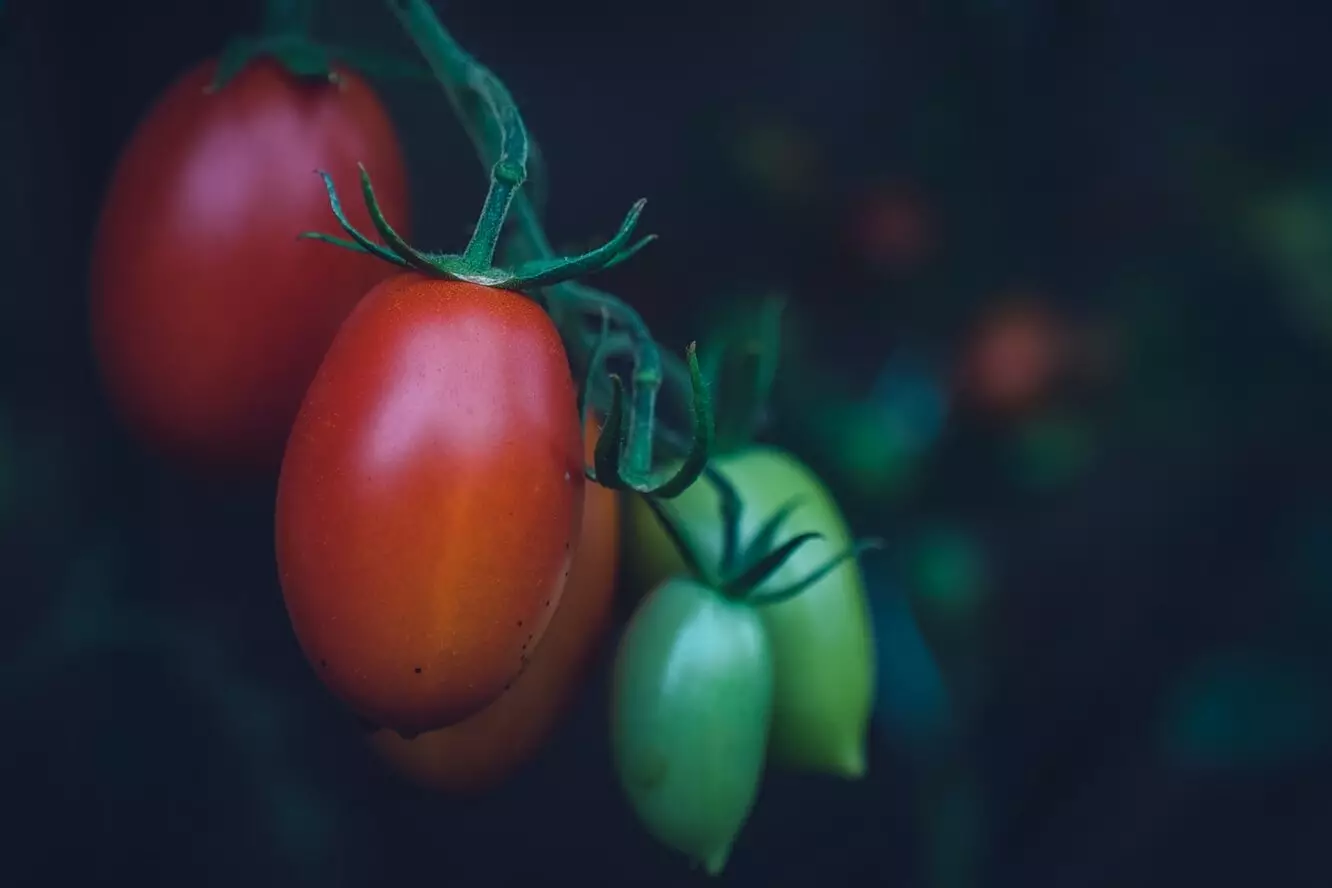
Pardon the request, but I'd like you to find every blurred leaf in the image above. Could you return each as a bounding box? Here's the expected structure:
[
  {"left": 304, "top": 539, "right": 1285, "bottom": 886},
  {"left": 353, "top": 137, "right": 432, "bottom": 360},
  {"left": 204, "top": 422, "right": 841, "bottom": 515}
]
[{"left": 867, "top": 566, "right": 955, "bottom": 763}]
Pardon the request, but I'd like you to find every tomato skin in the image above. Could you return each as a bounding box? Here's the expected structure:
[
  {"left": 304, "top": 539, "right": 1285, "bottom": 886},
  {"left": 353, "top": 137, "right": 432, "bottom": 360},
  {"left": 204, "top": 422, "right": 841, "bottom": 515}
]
[
  {"left": 623, "top": 446, "right": 875, "bottom": 779},
  {"left": 611, "top": 577, "right": 772, "bottom": 875},
  {"left": 371, "top": 420, "right": 619, "bottom": 792},
  {"left": 275, "top": 274, "right": 584, "bottom": 736},
  {"left": 90, "top": 58, "right": 408, "bottom": 474}
]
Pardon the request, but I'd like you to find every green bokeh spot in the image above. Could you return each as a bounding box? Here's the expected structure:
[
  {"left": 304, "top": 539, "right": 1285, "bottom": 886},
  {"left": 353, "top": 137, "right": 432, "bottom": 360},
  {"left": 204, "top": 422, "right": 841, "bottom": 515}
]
[
  {"left": 813, "top": 401, "right": 921, "bottom": 502},
  {"left": 1160, "top": 651, "right": 1331, "bottom": 771},
  {"left": 1247, "top": 182, "right": 1332, "bottom": 344},
  {"left": 910, "top": 528, "right": 987, "bottom": 622},
  {"left": 1008, "top": 414, "right": 1095, "bottom": 491}
]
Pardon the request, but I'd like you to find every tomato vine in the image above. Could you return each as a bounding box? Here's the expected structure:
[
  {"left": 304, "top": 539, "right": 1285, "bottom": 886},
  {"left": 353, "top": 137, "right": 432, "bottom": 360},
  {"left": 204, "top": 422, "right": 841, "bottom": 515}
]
[
  {"left": 210, "top": 0, "right": 428, "bottom": 92},
  {"left": 307, "top": 0, "right": 714, "bottom": 497}
]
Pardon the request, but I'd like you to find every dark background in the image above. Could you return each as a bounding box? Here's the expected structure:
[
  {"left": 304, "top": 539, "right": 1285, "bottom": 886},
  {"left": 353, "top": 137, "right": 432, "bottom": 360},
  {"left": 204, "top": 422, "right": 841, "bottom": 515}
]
[{"left": 4, "top": 0, "right": 1332, "bottom": 886}]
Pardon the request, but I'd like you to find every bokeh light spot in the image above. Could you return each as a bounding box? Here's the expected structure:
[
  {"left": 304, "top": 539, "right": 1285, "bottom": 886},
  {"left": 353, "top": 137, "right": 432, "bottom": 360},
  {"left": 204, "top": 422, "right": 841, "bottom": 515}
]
[
  {"left": 909, "top": 528, "right": 988, "bottom": 623},
  {"left": 1159, "top": 651, "right": 1330, "bottom": 771}
]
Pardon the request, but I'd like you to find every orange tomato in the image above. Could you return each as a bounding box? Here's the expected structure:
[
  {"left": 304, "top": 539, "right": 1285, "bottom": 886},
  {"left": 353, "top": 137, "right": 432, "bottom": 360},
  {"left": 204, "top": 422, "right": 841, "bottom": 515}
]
[{"left": 370, "top": 420, "right": 620, "bottom": 792}]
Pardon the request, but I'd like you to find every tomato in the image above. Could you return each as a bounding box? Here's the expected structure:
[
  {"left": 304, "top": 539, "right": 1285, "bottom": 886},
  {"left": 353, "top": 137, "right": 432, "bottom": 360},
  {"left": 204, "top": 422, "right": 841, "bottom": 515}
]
[
  {"left": 623, "top": 446, "right": 875, "bottom": 779},
  {"left": 90, "top": 58, "right": 408, "bottom": 474},
  {"left": 370, "top": 420, "right": 620, "bottom": 792},
  {"left": 611, "top": 576, "right": 772, "bottom": 875},
  {"left": 275, "top": 274, "right": 584, "bottom": 736}
]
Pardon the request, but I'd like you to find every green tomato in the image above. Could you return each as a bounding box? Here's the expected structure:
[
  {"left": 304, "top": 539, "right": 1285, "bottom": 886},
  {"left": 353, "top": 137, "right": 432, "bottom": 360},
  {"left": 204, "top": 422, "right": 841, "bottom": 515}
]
[
  {"left": 611, "top": 577, "right": 773, "bottom": 875},
  {"left": 623, "top": 446, "right": 875, "bottom": 779}
]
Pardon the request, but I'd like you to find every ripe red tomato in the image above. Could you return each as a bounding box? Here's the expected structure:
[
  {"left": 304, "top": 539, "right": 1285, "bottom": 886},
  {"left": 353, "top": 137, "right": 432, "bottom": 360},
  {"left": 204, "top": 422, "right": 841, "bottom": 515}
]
[
  {"left": 90, "top": 58, "right": 408, "bottom": 474},
  {"left": 371, "top": 420, "right": 620, "bottom": 792},
  {"left": 275, "top": 275, "right": 584, "bottom": 736}
]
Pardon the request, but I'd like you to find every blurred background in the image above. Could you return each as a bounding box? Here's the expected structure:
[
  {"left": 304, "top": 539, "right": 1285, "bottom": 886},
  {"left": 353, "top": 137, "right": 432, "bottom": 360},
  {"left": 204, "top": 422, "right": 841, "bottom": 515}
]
[{"left": 4, "top": 0, "right": 1332, "bottom": 885}]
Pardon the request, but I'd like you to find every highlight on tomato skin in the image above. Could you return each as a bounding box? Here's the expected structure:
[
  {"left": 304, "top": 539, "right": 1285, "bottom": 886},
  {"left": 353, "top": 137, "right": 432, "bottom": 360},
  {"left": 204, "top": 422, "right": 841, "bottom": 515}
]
[
  {"left": 370, "top": 420, "right": 620, "bottom": 793},
  {"left": 275, "top": 274, "right": 585, "bottom": 737},
  {"left": 89, "top": 57, "right": 409, "bottom": 476}
]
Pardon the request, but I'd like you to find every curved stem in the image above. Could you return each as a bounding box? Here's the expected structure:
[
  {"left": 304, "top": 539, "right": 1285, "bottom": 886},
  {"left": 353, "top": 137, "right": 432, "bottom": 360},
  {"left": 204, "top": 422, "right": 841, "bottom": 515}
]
[
  {"left": 262, "top": 0, "right": 317, "bottom": 36},
  {"left": 385, "top": 0, "right": 529, "bottom": 270},
  {"left": 559, "top": 284, "right": 663, "bottom": 476},
  {"left": 386, "top": 0, "right": 670, "bottom": 482}
]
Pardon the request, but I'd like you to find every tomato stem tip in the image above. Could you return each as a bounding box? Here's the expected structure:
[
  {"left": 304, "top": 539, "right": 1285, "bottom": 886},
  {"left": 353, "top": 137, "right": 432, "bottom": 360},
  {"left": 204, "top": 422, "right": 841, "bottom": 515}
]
[{"left": 370, "top": 0, "right": 715, "bottom": 491}]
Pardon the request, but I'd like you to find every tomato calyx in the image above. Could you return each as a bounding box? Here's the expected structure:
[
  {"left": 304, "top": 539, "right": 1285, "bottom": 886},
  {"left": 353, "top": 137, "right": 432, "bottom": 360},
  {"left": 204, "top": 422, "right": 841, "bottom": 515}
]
[
  {"left": 640, "top": 465, "right": 883, "bottom": 606},
  {"left": 308, "top": 0, "right": 653, "bottom": 291},
  {"left": 299, "top": 0, "right": 714, "bottom": 498},
  {"left": 305, "top": 165, "right": 652, "bottom": 290}
]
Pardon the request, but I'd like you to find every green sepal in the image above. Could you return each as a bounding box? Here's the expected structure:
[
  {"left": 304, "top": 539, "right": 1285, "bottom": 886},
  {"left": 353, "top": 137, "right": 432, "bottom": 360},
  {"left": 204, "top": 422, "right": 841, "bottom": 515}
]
[
  {"left": 747, "top": 539, "right": 885, "bottom": 607},
  {"left": 722, "top": 532, "right": 825, "bottom": 598},
  {"left": 302, "top": 166, "right": 652, "bottom": 291}
]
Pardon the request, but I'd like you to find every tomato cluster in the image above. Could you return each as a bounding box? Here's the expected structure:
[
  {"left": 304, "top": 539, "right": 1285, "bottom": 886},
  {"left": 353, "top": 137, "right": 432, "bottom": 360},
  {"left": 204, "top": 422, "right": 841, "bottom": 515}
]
[
  {"left": 613, "top": 449, "right": 876, "bottom": 871},
  {"left": 88, "top": 2, "right": 877, "bottom": 876}
]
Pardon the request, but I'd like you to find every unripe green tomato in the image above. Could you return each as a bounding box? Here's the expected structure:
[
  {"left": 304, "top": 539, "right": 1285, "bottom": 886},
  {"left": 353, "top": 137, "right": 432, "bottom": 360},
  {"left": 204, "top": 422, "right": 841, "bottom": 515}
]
[
  {"left": 611, "top": 577, "right": 773, "bottom": 875},
  {"left": 623, "top": 446, "right": 875, "bottom": 778}
]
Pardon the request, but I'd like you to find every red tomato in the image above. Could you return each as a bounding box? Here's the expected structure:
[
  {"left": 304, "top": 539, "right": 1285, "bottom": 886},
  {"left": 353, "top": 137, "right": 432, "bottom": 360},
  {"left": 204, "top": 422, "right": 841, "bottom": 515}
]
[
  {"left": 371, "top": 420, "right": 620, "bottom": 792},
  {"left": 90, "top": 58, "right": 408, "bottom": 474},
  {"left": 275, "top": 275, "right": 584, "bottom": 736}
]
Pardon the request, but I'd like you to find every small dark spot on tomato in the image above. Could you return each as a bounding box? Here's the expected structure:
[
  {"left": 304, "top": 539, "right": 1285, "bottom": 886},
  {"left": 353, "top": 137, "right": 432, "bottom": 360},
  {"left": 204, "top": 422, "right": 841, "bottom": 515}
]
[
  {"left": 517, "top": 619, "right": 523, "bottom": 628},
  {"left": 544, "top": 599, "right": 550, "bottom": 607},
  {"left": 319, "top": 659, "right": 328, "bottom": 668},
  {"left": 413, "top": 666, "right": 422, "bottom": 674}
]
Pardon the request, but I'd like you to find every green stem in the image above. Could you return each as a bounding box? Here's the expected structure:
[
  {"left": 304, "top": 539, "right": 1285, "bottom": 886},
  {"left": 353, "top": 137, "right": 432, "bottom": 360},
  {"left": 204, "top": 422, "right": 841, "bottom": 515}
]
[
  {"left": 464, "top": 159, "right": 524, "bottom": 268},
  {"left": 386, "top": 0, "right": 666, "bottom": 481},
  {"left": 262, "top": 0, "right": 317, "bottom": 36},
  {"left": 560, "top": 285, "right": 663, "bottom": 476},
  {"left": 385, "top": 0, "right": 529, "bottom": 270}
]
